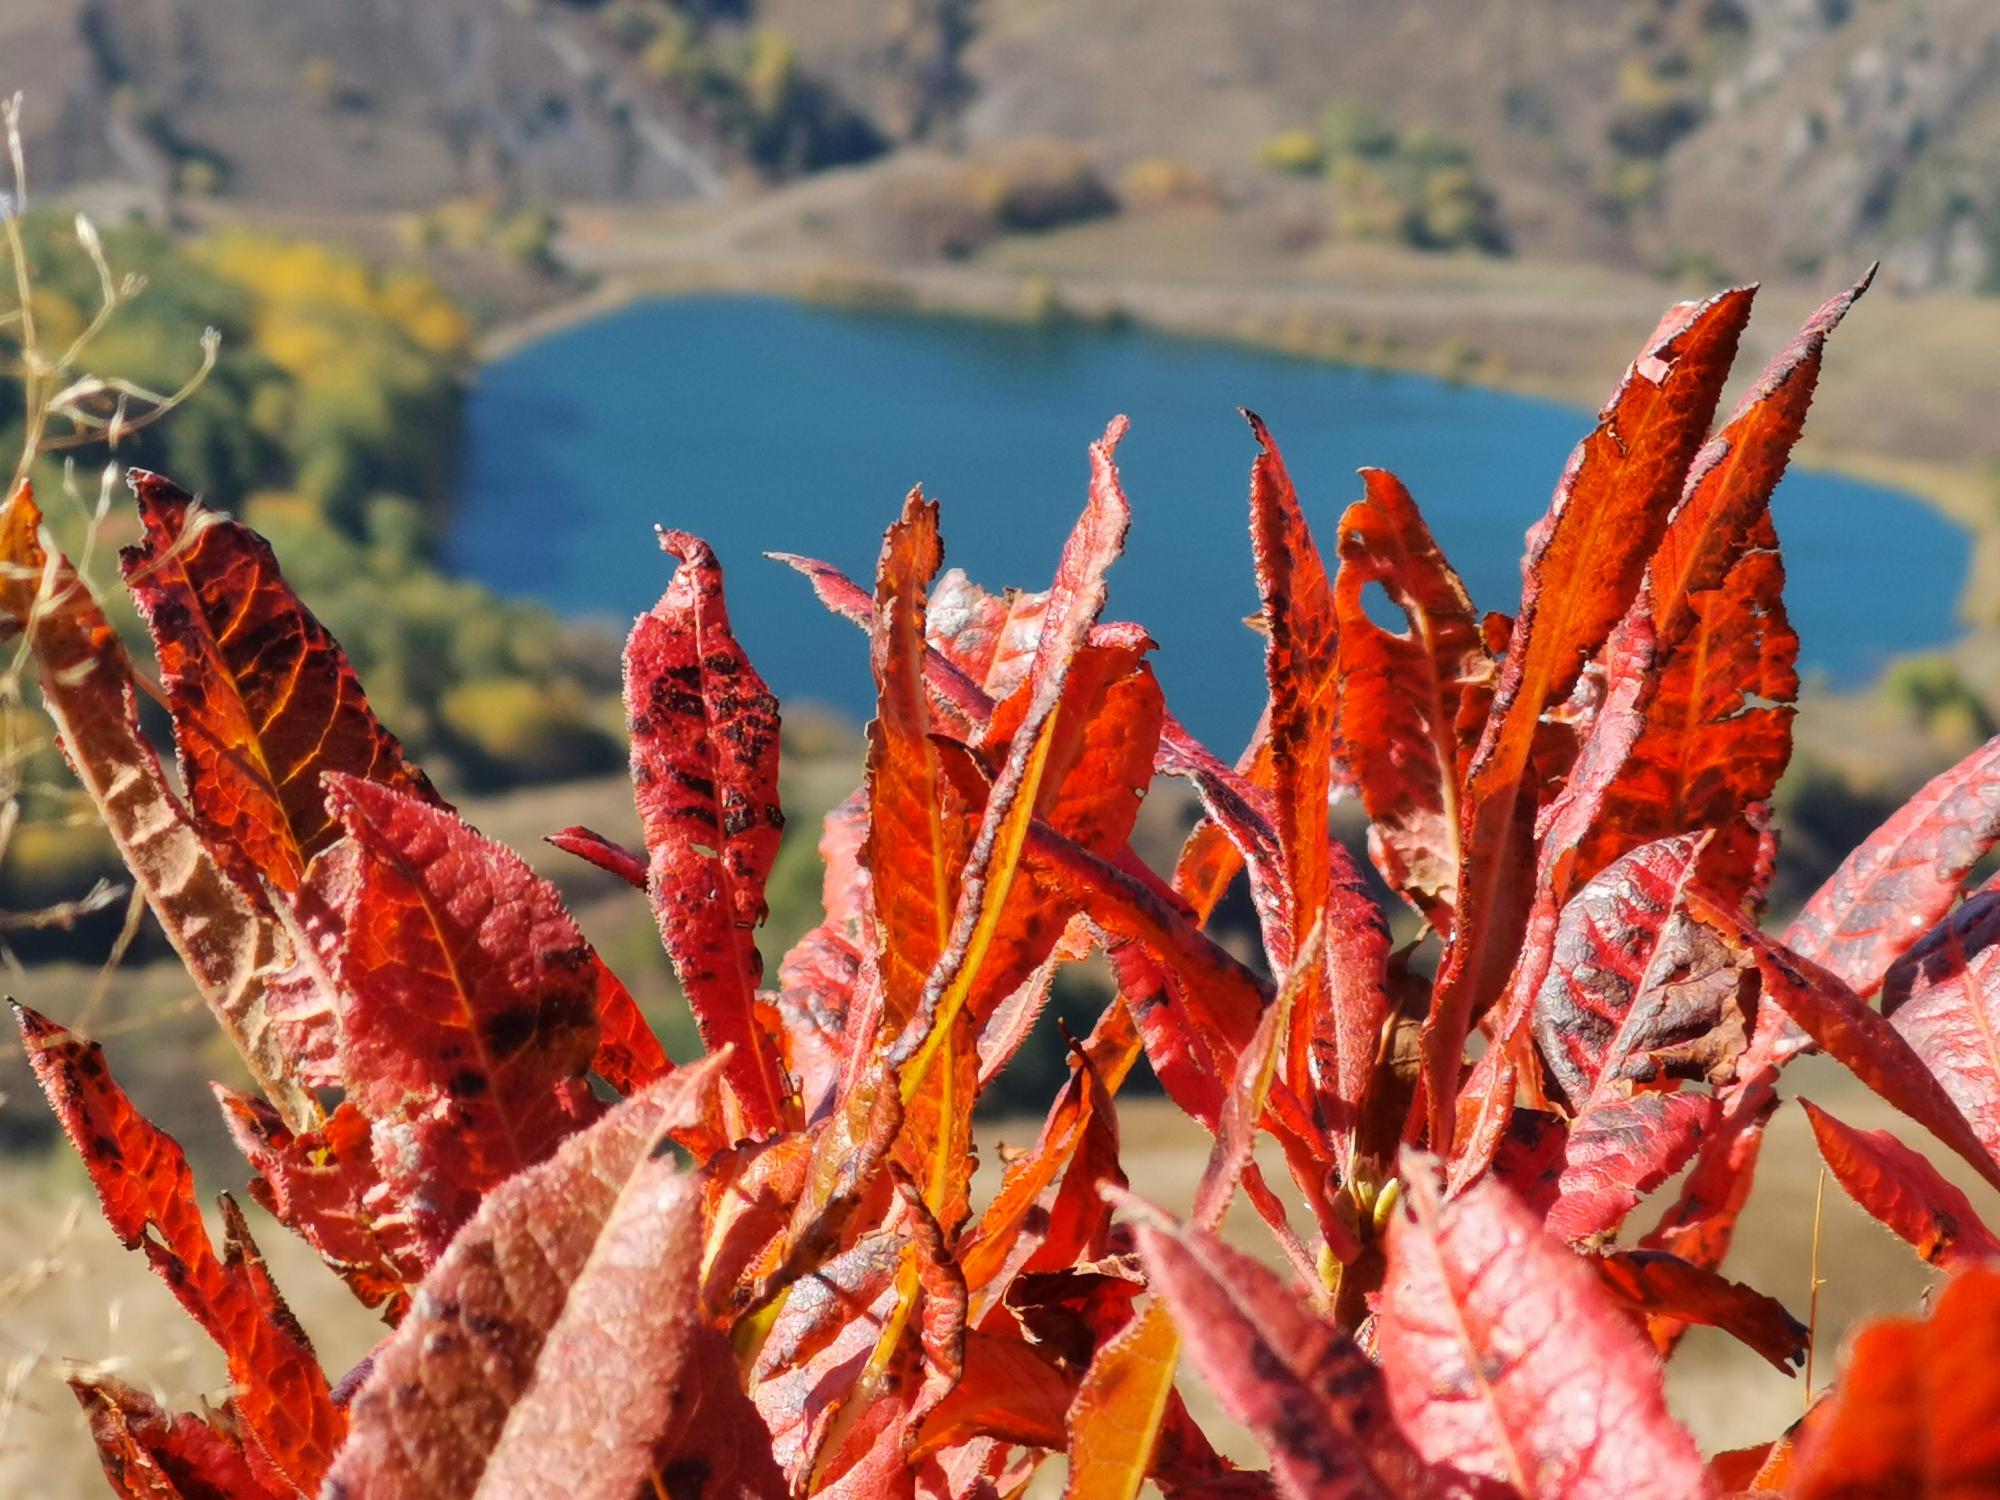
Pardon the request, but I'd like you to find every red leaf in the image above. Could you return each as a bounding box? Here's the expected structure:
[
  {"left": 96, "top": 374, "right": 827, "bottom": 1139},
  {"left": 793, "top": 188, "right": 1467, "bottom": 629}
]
[
  {"left": 1785, "top": 733, "right": 2000, "bottom": 998},
  {"left": 894, "top": 418, "right": 1131, "bottom": 1110},
  {"left": 1639, "top": 1083, "right": 1779, "bottom": 1337},
  {"left": 69, "top": 1372, "right": 286, "bottom": 1500},
  {"left": 1880, "top": 892, "right": 2000, "bottom": 1168},
  {"left": 0, "top": 484, "right": 315, "bottom": 1126},
  {"left": 216, "top": 1090, "right": 424, "bottom": 1323},
  {"left": 1528, "top": 835, "right": 1753, "bottom": 1239},
  {"left": 1333, "top": 466, "right": 1491, "bottom": 933},
  {"left": 120, "top": 471, "right": 439, "bottom": 896},
  {"left": 958, "top": 1002, "right": 1138, "bottom": 1311},
  {"left": 864, "top": 489, "right": 974, "bottom": 1036},
  {"left": 1430, "top": 287, "right": 1755, "bottom": 1148},
  {"left": 314, "top": 775, "right": 605, "bottom": 1251},
  {"left": 909, "top": 1331, "right": 1075, "bottom": 1461},
  {"left": 1378, "top": 1162, "right": 1712, "bottom": 1499},
  {"left": 1592, "top": 1249, "right": 1807, "bottom": 1373},
  {"left": 1138, "top": 1214, "right": 1447, "bottom": 1500},
  {"left": 330, "top": 1057, "right": 778, "bottom": 1500},
  {"left": 1788, "top": 1264, "right": 2000, "bottom": 1498},
  {"left": 1645, "top": 272, "right": 1870, "bottom": 651},
  {"left": 928, "top": 566, "right": 1050, "bottom": 701},
  {"left": 545, "top": 824, "right": 647, "bottom": 888},
  {"left": 1801, "top": 1097, "right": 2000, "bottom": 1272},
  {"left": 14, "top": 1003, "right": 342, "bottom": 1492},
  {"left": 1695, "top": 894, "right": 2000, "bottom": 1193},
  {"left": 1574, "top": 519, "right": 1798, "bottom": 902},
  {"left": 628, "top": 527, "right": 792, "bottom": 1136},
  {"left": 1245, "top": 414, "right": 1387, "bottom": 1118}
]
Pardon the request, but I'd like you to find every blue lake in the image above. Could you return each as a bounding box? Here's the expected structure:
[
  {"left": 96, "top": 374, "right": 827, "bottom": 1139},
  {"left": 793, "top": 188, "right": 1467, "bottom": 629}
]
[{"left": 450, "top": 295, "right": 1967, "bottom": 750}]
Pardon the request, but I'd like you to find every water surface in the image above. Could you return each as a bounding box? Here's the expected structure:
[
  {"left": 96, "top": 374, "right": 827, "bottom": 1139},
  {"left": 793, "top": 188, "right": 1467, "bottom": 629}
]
[{"left": 452, "top": 295, "right": 1965, "bottom": 748}]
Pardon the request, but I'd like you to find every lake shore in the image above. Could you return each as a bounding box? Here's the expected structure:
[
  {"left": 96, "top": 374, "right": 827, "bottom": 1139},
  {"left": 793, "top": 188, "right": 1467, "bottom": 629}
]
[{"left": 480, "top": 186, "right": 2000, "bottom": 566}]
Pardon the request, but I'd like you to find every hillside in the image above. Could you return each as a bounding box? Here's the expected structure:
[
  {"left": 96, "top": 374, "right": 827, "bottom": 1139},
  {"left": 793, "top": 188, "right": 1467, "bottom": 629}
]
[{"left": 14, "top": 0, "right": 2000, "bottom": 293}]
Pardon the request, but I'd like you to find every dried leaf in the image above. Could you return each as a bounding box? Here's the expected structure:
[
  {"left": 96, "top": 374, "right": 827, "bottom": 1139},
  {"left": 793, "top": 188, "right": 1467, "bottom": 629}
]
[{"left": 1529, "top": 835, "right": 1752, "bottom": 1239}]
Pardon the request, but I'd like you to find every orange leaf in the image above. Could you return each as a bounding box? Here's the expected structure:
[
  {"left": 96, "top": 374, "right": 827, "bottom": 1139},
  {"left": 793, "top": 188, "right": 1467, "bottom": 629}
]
[
  {"left": 1430, "top": 287, "right": 1755, "bottom": 1148},
  {"left": 1801, "top": 1097, "right": 2000, "bottom": 1273},
  {"left": 1062, "top": 1299, "right": 1180, "bottom": 1500},
  {"left": 865, "top": 489, "right": 971, "bottom": 1037},
  {"left": 1788, "top": 1264, "right": 2000, "bottom": 1498},
  {"left": 121, "top": 471, "right": 439, "bottom": 896},
  {"left": 14, "top": 1003, "right": 342, "bottom": 1492},
  {"left": 1592, "top": 1248, "right": 1806, "bottom": 1373}
]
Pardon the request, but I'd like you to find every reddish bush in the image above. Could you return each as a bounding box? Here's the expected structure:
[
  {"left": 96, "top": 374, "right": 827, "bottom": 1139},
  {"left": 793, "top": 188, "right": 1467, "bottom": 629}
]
[{"left": 14, "top": 267, "right": 2000, "bottom": 1498}]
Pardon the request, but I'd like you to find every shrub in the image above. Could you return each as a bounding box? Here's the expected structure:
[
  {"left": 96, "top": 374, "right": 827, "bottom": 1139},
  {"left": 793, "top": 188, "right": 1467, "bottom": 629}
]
[
  {"left": 17, "top": 269, "right": 2000, "bottom": 1498},
  {"left": 965, "top": 140, "right": 1118, "bottom": 233}
]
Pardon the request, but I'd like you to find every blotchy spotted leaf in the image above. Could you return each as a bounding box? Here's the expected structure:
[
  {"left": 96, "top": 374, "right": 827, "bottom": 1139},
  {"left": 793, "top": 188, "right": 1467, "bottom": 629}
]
[
  {"left": 1431, "top": 288, "right": 1755, "bottom": 1148},
  {"left": 0, "top": 484, "right": 314, "bottom": 1126},
  {"left": 1378, "top": 1164, "right": 1713, "bottom": 1499},
  {"left": 328, "top": 1057, "right": 777, "bottom": 1500},
  {"left": 1802, "top": 1097, "right": 2000, "bottom": 1273},
  {"left": 1788, "top": 1265, "right": 2000, "bottom": 1498},
  {"left": 1334, "top": 467, "right": 1490, "bottom": 933},
  {"left": 14, "top": 1003, "right": 341, "bottom": 1492},
  {"left": 1785, "top": 733, "right": 2000, "bottom": 999},
  {"left": 314, "top": 774, "right": 604, "bottom": 1253},
  {"left": 120, "top": 470, "right": 439, "bottom": 896},
  {"left": 628, "top": 528, "right": 791, "bottom": 1136},
  {"left": 1138, "top": 1215, "right": 1446, "bottom": 1500}
]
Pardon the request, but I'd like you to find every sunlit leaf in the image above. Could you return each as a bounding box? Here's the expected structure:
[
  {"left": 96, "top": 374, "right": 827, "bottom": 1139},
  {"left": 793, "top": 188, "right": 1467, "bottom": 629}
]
[
  {"left": 628, "top": 528, "right": 792, "bottom": 1137},
  {"left": 120, "top": 470, "right": 439, "bottom": 896}
]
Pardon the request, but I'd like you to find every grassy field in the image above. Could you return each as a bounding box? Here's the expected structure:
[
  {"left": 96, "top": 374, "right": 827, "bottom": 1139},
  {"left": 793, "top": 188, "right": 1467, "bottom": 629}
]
[{"left": 0, "top": 1056, "right": 1970, "bottom": 1494}]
